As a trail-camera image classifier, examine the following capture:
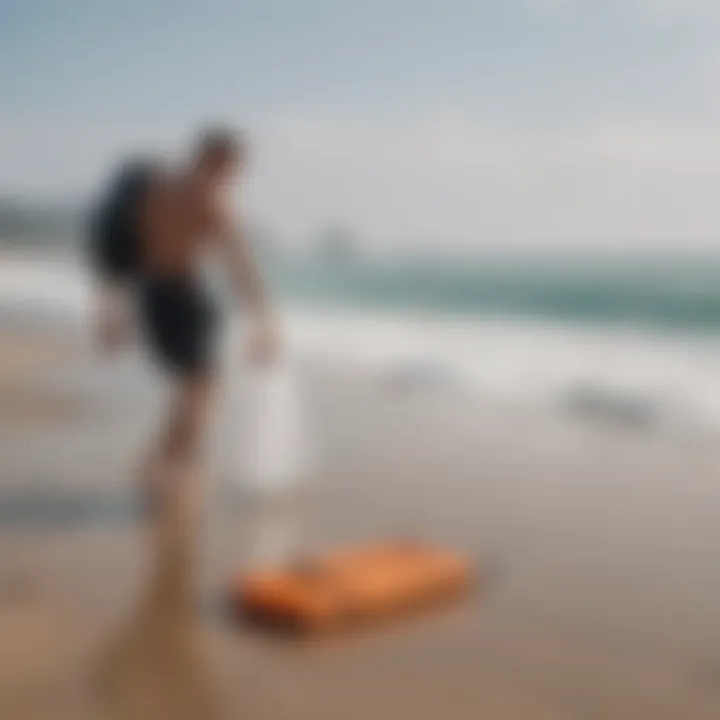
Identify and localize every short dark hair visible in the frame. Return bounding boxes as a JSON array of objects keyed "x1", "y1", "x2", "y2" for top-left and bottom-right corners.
[{"x1": 194, "y1": 126, "x2": 243, "y2": 164}]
